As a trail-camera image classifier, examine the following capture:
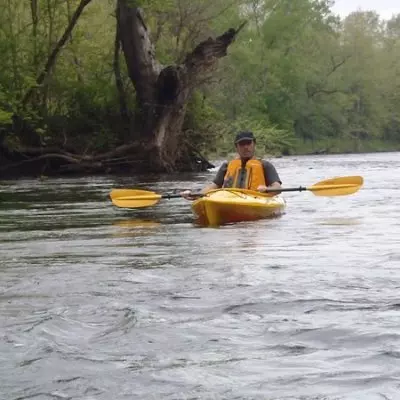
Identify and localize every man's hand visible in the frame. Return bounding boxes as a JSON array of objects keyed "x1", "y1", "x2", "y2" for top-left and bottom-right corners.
[
  {"x1": 181, "y1": 190, "x2": 197, "y2": 200},
  {"x1": 256, "y1": 185, "x2": 268, "y2": 192},
  {"x1": 257, "y1": 183, "x2": 282, "y2": 194}
]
